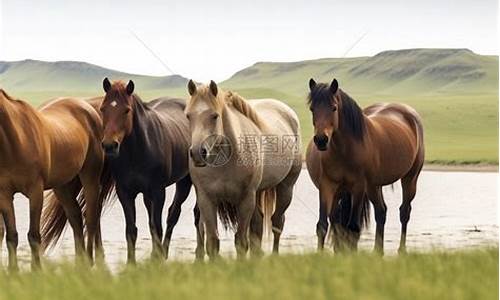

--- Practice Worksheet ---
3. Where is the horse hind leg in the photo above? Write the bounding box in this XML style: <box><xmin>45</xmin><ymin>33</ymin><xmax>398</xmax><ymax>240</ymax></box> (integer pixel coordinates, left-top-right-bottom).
<box><xmin>271</xmin><ymin>163</ymin><xmax>301</xmax><ymax>254</ymax></box>
<box><xmin>163</xmin><ymin>175</ymin><xmax>192</xmax><ymax>259</ymax></box>
<box><xmin>26</xmin><ymin>182</ymin><xmax>45</xmax><ymax>270</ymax></box>
<box><xmin>399</xmin><ymin>168</ymin><xmax>421</xmax><ymax>254</ymax></box>
<box><xmin>52</xmin><ymin>178</ymin><xmax>85</xmax><ymax>257</ymax></box>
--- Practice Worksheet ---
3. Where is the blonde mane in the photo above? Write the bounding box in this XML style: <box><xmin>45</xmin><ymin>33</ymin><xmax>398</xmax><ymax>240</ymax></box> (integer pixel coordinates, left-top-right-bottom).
<box><xmin>224</xmin><ymin>91</ymin><xmax>262</xmax><ymax>128</ymax></box>
<box><xmin>188</xmin><ymin>85</ymin><xmax>262</xmax><ymax>128</ymax></box>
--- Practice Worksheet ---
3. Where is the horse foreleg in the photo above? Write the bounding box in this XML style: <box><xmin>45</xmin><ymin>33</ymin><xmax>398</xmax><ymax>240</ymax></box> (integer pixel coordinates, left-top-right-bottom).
<box><xmin>193</xmin><ymin>204</ymin><xmax>205</xmax><ymax>261</ymax></box>
<box><xmin>235</xmin><ymin>192</ymin><xmax>256</xmax><ymax>260</ymax></box>
<box><xmin>317</xmin><ymin>180</ymin><xmax>338</xmax><ymax>251</ymax></box>
<box><xmin>0</xmin><ymin>192</ymin><xmax>18</xmax><ymax>272</ymax></box>
<box><xmin>163</xmin><ymin>176</ymin><xmax>192</xmax><ymax>259</ymax></box>
<box><xmin>144</xmin><ymin>188</ymin><xmax>165</xmax><ymax>259</ymax></box>
<box><xmin>117</xmin><ymin>186</ymin><xmax>138</xmax><ymax>264</ymax></box>
<box><xmin>197</xmin><ymin>192</ymin><xmax>219</xmax><ymax>261</ymax></box>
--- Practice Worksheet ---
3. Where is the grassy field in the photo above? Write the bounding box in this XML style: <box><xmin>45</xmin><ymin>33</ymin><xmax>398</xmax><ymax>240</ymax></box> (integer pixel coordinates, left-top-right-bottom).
<box><xmin>0</xmin><ymin>248</ymin><xmax>497</xmax><ymax>300</ymax></box>
<box><xmin>2</xmin><ymin>49</ymin><xmax>498</xmax><ymax>164</ymax></box>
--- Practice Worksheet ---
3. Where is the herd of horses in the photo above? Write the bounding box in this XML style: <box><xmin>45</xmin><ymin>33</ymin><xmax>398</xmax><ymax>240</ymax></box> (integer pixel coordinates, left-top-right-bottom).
<box><xmin>0</xmin><ymin>77</ymin><xmax>424</xmax><ymax>271</ymax></box>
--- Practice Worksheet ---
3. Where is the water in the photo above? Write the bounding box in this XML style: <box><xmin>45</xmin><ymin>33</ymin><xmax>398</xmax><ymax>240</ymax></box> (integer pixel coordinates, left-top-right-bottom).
<box><xmin>1</xmin><ymin>170</ymin><xmax>497</xmax><ymax>270</ymax></box>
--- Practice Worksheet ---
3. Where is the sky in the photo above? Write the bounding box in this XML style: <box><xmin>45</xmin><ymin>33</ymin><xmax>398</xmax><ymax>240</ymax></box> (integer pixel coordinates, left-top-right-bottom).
<box><xmin>0</xmin><ymin>0</ymin><xmax>498</xmax><ymax>82</ymax></box>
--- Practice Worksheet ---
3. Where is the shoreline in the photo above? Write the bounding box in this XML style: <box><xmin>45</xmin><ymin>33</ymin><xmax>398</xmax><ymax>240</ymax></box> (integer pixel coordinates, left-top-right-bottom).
<box><xmin>422</xmin><ymin>163</ymin><xmax>498</xmax><ymax>173</ymax></box>
<box><xmin>300</xmin><ymin>162</ymin><xmax>498</xmax><ymax>173</ymax></box>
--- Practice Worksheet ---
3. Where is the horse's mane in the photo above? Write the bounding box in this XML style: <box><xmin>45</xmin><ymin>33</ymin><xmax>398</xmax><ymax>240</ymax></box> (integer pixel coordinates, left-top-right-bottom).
<box><xmin>188</xmin><ymin>86</ymin><xmax>262</xmax><ymax>128</ymax></box>
<box><xmin>224</xmin><ymin>91</ymin><xmax>262</xmax><ymax>128</ymax></box>
<box><xmin>0</xmin><ymin>89</ymin><xmax>15</xmax><ymax>101</ymax></box>
<box><xmin>308</xmin><ymin>84</ymin><xmax>365</xmax><ymax>140</ymax></box>
<box><xmin>336</xmin><ymin>90</ymin><xmax>365</xmax><ymax>140</ymax></box>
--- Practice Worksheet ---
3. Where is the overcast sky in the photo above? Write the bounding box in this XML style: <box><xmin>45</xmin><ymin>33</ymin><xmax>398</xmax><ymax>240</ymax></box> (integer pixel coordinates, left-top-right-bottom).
<box><xmin>0</xmin><ymin>0</ymin><xmax>498</xmax><ymax>81</ymax></box>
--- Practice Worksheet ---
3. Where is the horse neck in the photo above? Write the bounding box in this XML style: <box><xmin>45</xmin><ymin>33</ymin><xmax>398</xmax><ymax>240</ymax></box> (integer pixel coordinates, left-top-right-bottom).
<box><xmin>220</xmin><ymin>104</ymin><xmax>240</xmax><ymax>147</ymax></box>
<box><xmin>330</xmin><ymin>97</ymin><xmax>367</xmax><ymax>157</ymax></box>
<box><xmin>120</xmin><ymin>97</ymin><xmax>151</xmax><ymax>155</ymax></box>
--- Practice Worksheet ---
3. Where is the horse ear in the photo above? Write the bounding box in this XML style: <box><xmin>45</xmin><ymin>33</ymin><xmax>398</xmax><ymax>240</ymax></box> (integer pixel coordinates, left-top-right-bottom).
<box><xmin>126</xmin><ymin>80</ymin><xmax>135</xmax><ymax>95</ymax></box>
<box><xmin>330</xmin><ymin>79</ymin><xmax>338</xmax><ymax>94</ymax></box>
<box><xmin>309</xmin><ymin>78</ymin><xmax>317</xmax><ymax>91</ymax></box>
<box><xmin>209</xmin><ymin>80</ymin><xmax>218</xmax><ymax>97</ymax></box>
<box><xmin>188</xmin><ymin>80</ymin><xmax>197</xmax><ymax>96</ymax></box>
<box><xmin>103</xmin><ymin>78</ymin><xmax>111</xmax><ymax>93</ymax></box>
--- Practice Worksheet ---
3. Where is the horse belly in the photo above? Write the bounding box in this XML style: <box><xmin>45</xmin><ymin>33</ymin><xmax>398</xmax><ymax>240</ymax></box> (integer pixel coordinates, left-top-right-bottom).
<box><xmin>45</xmin><ymin>132</ymin><xmax>89</xmax><ymax>188</ymax></box>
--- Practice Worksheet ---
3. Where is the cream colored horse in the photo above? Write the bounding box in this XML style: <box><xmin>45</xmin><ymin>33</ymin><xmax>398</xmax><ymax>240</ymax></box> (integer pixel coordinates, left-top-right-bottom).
<box><xmin>185</xmin><ymin>81</ymin><xmax>301</xmax><ymax>259</ymax></box>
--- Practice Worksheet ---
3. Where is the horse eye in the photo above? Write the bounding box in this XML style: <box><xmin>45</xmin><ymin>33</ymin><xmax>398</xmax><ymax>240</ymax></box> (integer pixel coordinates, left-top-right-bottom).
<box><xmin>211</xmin><ymin>113</ymin><xmax>219</xmax><ymax>120</ymax></box>
<box><xmin>186</xmin><ymin>113</ymin><xmax>191</xmax><ymax>120</ymax></box>
<box><xmin>332</xmin><ymin>106</ymin><xmax>337</xmax><ymax>112</ymax></box>
<box><xmin>124</xmin><ymin>108</ymin><xmax>131</xmax><ymax>114</ymax></box>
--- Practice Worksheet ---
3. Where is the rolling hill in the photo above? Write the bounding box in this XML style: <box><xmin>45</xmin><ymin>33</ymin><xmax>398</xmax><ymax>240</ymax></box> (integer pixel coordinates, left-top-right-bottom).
<box><xmin>0</xmin><ymin>49</ymin><xmax>498</xmax><ymax>164</ymax></box>
<box><xmin>0</xmin><ymin>59</ymin><xmax>188</xmax><ymax>93</ymax></box>
<box><xmin>222</xmin><ymin>48</ymin><xmax>498</xmax><ymax>96</ymax></box>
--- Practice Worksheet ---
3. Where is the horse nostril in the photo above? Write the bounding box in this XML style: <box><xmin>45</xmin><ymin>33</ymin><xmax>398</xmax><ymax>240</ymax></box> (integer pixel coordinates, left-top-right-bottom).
<box><xmin>313</xmin><ymin>135</ymin><xmax>328</xmax><ymax>149</ymax></box>
<box><xmin>200</xmin><ymin>147</ymin><xmax>208</xmax><ymax>159</ymax></box>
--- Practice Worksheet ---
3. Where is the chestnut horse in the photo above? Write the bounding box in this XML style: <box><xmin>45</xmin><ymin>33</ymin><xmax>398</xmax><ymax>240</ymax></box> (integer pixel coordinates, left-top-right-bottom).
<box><xmin>0</xmin><ymin>89</ymin><xmax>110</xmax><ymax>270</ymax></box>
<box><xmin>306</xmin><ymin>78</ymin><xmax>424</xmax><ymax>254</ymax></box>
<box><xmin>186</xmin><ymin>81</ymin><xmax>301</xmax><ymax>259</ymax></box>
<box><xmin>98</xmin><ymin>78</ymin><xmax>199</xmax><ymax>263</ymax></box>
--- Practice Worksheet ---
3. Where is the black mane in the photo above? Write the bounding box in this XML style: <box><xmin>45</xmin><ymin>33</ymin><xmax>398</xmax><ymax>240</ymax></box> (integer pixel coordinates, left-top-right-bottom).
<box><xmin>308</xmin><ymin>84</ymin><xmax>365</xmax><ymax>140</ymax></box>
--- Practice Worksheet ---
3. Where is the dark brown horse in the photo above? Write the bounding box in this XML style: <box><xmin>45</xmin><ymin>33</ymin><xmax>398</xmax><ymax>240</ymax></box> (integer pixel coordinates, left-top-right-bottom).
<box><xmin>98</xmin><ymin>78</ymin><xmax>199</xmax><ymax>263</ymax></box>
<box><xmin>306</xmin><ymin>78</ymin><xmax>424</xmax><ymax>254</ymax></box>
<box><xmin>0</xmin><ymin>89</ymin><xmax>111</xmax><ymax>270</ymax></box>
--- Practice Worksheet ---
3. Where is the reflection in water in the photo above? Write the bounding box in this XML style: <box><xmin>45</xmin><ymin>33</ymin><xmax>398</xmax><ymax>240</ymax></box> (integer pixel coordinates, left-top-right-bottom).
<box><xmin>1</xmin><ymin>171</ymin><xmax>497</xmax><ymax>271</ymax></box>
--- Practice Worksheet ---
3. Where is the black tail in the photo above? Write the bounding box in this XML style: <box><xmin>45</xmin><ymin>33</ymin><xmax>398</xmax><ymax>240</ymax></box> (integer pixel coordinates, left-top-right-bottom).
<box><xmin>41</xmin><ymin>160</ymin><xmax>115</xmax><ymax>251</ymax></box>
<box><xmin>334</xmin><ymin>190</ymin><xmax>370</xmax><ymax>230</ymax></box>
<box><xmin>217</xmin><ymin>201</ymin><xmax>238</xmax><ymax>231</ymax></box>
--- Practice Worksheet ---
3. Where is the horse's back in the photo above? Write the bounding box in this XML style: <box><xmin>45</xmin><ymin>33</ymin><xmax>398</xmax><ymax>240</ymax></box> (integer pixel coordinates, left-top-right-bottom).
<box><xmin>249</xmin><ymin>98</ymin><xmax>300</xmax><ymax>135</ymax></box>
<box><xmin>364</xmin><ymin>102</ymin><xmax>424</xmax><ymax>182</ymax></box>
<box><xmin>249</xmin><ymin>98</ymin><xmax>302</xmax><ymax>189</ymax></box>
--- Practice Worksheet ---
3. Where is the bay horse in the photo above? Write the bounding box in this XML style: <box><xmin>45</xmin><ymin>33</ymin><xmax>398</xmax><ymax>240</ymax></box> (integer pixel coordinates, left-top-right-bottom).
<box><xmin>98</xmin><ymin>78</ymin><xmax>199</xmax><ymax>263</ymax></box>
<box><xmin>0</xmin><ymin>89</ymin><xmax>110</xmax><ymax>270</ymax></box>
<box><xmin>306</xmin><ymin>78</ymin><xmax>424</xmax><ymax>254</ymax></box>
<box><xmin>185</xmin><ymin>80</ymin><xmax>302</xmax><ymax>259</ymax></box>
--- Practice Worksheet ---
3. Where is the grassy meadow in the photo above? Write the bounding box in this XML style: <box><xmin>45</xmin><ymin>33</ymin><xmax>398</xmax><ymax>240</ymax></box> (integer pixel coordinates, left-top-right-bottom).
<box><xmin>0</xmin><ymin>248</ymin><xmax>497</xmax><ymax>300</ymax></box>
<box><xmin>1</xmin><ymin>49</ymin><xmax>498</xmax><ymax>164</ymax></box>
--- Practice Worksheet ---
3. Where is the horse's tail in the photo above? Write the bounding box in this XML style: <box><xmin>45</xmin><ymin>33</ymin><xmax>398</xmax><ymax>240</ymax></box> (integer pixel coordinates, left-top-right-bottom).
<box><xmin>41</xmin><ymin>160</ymin><xmax>115</xmax><ymax>251</ymax></box>
<box><xmin>359</xmin><ymin>194</ymin><xmax>371</xmax><ymax>230</ymax></box>
<box><xmin>328</xmin><ymin>190</ymin><xmax>370</xmax><ymax>236</ymax></box>
<box><xmin>258</xmin><ymin>188</ymin><xmax>276</xmax><ymax>238</ymax></box>
<box><xmin>217</xmin><ymin>201</ymin><xmax>239</xmax><ymax>231</ymax></box>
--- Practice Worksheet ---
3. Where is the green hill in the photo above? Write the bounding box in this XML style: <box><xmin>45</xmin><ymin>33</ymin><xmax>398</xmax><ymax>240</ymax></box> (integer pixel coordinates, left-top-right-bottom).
<box><xmin>222</xmin><ymin>49</ymin><xmax>498</xmax><ymax>164</ymax></box>
<box><xmin>0</xmin><ymin>49</ymin><xmax>497</xmax><ymax>164</ymax></box>
<box><xmin>0</xmin><ymin>59</ymin><xmax>189</xmax><ymax>104</ymax></box>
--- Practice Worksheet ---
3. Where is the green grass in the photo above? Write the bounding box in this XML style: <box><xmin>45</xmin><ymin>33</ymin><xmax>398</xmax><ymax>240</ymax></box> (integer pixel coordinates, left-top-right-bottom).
<box><xmin>0</xmin><ymin>248</ymin><xmax>497</xmax><ymax>300</ymax></box>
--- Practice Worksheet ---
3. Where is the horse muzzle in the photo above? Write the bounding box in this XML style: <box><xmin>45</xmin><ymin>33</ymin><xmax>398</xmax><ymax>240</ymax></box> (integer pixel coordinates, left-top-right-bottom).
<box><xmin>313</xmin><ymin>134</ymin><xmax>329</xmax><ymax>151</ymax></box>
<box><xmin>102</xmin><ymin>141</ymin><xmax>120</xmax><ymax>158</ymax></box>
<box><xmin>189</xmin><ymin>146</ymin><xmax>208</xmax><ymax>167</ymax></box>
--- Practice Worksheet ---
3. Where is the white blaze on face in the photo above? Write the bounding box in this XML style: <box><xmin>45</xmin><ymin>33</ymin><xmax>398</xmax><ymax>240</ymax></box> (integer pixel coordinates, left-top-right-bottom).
<box><xmin>111</xmin><ymin>101</ymin><xmax>118</xmax><ymax>107</ymax></box>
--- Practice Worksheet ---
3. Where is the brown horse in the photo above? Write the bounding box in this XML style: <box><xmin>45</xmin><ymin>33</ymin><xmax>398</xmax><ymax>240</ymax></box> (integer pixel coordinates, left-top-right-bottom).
<box><xmin>186</xmin><ymin>81</ymin><xmax>302</xmax><ymax>260</ymax></box>
<box><xmin>0</xmin><ymin>89</ymin><xmax>110</xmax><ymax>270</ymax></box>
<box><xmin>306</xmin><ymin>78</ymin><xmax>424</xmax><ymax>254</ymax></box>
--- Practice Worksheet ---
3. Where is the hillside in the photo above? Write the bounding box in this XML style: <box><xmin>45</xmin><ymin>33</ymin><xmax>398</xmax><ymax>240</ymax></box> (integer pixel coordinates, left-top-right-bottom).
<box><xmin>0</xmin><ymin>59</ymin><xmax>188</xmax><ymax>93</ymax></box>
<box><xmin>0</xmin><ymin>49</ymin><xmax>497</xmax><ymax>164</ymax></box>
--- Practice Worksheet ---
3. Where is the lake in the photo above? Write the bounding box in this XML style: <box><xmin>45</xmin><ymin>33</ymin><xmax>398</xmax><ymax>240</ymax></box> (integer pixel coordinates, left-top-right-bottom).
<box><xmin>1</xmin><ymin>170</ymin><xmax>497</xmax><ymax>270</ymax></box>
